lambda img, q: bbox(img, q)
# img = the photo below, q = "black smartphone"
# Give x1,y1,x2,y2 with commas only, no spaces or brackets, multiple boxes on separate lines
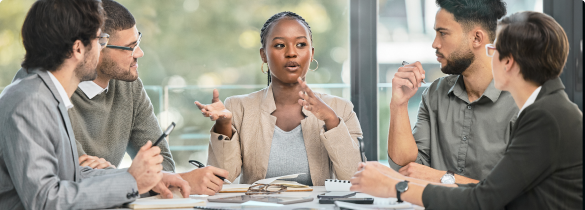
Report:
317,192,356,199
318,197,374,204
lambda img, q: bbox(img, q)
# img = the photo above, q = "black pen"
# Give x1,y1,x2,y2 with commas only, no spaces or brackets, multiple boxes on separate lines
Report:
189,160,232,184
153,122,175,147
357,137,367,162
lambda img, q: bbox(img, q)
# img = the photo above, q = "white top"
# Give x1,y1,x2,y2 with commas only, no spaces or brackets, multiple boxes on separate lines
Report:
47,71,74,109
78,81,109,99
518,86,542,117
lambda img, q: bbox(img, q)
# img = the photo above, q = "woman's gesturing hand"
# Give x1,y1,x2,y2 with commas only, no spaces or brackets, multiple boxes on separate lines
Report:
297,77,340,130
194,89,232,124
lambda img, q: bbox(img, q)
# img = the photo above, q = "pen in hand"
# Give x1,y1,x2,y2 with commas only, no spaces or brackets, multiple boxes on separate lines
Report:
402,61,426,84
189,160,232,184
153,122,176,147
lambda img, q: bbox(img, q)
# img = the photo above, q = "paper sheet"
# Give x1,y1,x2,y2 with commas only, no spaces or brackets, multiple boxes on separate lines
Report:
253,173,305,184
334,200,413,210
241,201,284,207
129,198,206,209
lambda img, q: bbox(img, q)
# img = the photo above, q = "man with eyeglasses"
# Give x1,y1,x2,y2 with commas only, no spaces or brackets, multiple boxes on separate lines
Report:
1,0,190,209
386,0,518,185
17,0,228,196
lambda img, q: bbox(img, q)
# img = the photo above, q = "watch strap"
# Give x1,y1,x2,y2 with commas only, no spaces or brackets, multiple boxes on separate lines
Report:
396,188,403,203
447,170,455,175
395,180,409,203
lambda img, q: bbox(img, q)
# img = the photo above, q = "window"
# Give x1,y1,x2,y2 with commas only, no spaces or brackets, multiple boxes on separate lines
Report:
118,0,351,172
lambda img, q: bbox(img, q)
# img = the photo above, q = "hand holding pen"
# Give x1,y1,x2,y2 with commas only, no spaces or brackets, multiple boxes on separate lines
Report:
189,160,231,184
178,160,230,195
390,61,427,106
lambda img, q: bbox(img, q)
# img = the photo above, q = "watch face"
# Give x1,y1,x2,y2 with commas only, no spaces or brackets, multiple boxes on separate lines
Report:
441,174,455,184
396,181,409,192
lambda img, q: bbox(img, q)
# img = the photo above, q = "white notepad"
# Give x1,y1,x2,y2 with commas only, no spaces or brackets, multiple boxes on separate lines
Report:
325,179,352,191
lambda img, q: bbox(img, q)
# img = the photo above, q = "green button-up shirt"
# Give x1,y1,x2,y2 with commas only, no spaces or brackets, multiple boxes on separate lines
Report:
389,75,518,180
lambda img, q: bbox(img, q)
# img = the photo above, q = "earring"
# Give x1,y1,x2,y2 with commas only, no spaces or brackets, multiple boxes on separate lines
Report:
261,63,267,74
309,59,319,72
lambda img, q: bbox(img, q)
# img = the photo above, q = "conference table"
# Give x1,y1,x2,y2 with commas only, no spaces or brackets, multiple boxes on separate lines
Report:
108,186,424,209
203,186,424,209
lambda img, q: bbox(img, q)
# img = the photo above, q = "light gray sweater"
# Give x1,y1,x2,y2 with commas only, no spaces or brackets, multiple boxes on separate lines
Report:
68,78,175,171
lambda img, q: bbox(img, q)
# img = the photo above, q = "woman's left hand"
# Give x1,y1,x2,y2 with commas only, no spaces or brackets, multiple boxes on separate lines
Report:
297,77,340,130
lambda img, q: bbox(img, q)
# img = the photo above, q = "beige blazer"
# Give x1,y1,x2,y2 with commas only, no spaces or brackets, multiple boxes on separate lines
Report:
207,84,363,185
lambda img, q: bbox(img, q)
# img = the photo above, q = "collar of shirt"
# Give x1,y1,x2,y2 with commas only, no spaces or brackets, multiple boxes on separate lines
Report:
518,86,542,117
47,71,74,109
448,75,502,104
78,81,109,99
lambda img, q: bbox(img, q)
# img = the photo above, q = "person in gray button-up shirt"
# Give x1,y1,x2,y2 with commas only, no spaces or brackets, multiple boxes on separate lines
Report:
387,0,517,184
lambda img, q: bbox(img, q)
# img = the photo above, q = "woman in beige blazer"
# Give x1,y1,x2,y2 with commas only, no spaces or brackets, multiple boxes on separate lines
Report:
195,11,362,186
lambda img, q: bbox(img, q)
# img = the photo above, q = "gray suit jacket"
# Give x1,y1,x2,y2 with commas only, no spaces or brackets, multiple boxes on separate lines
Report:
0,68,140,210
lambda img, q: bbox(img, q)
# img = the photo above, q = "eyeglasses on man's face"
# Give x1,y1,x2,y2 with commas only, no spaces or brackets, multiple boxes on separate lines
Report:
485,43,497,57
106,32,142,56
97,33,110,49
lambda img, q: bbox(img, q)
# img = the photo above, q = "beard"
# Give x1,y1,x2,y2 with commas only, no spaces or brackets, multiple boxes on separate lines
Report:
97,56,139,82
75,50,98,82
438,46,475,75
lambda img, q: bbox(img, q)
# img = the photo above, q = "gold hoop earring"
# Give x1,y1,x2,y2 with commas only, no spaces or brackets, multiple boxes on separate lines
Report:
309,59,319,72
261,63,267,74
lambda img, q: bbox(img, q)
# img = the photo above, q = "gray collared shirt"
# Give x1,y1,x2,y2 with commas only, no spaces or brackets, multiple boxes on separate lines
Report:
389,75,518,180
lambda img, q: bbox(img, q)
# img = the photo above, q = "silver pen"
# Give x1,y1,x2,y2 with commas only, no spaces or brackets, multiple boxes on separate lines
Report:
402,61,426,84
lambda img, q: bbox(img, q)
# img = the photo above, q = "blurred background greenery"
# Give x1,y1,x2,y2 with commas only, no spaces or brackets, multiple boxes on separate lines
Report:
0,0,350,173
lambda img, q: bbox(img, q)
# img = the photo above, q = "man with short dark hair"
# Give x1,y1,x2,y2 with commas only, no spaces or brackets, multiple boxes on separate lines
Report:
386,0,517,184
0,0,189,209
65,0,228,195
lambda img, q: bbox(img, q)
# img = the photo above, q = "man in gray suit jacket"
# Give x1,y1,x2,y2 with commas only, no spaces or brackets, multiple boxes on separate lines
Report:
0,0,189,209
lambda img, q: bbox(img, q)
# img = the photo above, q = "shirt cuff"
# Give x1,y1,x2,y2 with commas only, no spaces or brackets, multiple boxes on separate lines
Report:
387,153,405,170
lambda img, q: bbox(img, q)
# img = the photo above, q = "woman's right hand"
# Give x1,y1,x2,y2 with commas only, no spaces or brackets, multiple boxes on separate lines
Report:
194,89,232,124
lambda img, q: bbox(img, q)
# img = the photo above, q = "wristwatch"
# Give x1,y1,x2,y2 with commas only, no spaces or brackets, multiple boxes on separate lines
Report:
395,180,409,203
440,170,456,184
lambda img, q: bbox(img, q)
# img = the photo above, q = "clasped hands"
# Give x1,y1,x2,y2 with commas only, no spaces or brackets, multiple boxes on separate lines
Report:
350,161,446,198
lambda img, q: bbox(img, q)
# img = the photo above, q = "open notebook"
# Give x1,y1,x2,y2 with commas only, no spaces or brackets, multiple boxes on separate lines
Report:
128,187,206,209
219,173,313,193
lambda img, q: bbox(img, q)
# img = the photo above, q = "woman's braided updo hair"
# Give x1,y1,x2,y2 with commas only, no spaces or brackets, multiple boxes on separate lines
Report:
260,11,313,86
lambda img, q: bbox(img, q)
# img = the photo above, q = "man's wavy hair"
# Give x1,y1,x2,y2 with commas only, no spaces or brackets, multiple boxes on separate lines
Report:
436,0,507,42
21,0,105,71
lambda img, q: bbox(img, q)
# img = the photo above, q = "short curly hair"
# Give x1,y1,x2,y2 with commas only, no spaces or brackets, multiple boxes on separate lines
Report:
496,11,569,85
436,0,507,42
259,11,313,85
21,0,105,71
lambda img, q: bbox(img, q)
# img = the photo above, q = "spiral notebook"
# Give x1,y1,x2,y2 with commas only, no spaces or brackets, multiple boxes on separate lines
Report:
324,179,352,192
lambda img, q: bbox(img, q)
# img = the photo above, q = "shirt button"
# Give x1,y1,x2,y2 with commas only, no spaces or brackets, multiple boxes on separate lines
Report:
218,135,223,140
467,105,472,109
458,168,463,173
463,136,467,140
